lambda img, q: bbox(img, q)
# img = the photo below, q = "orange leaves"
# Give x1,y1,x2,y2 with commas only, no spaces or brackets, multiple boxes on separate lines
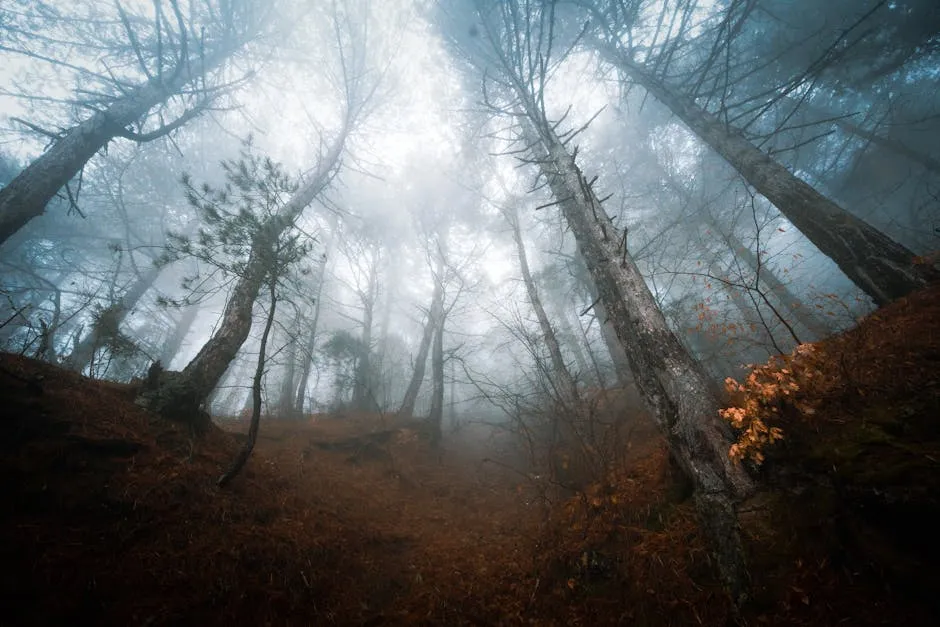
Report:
720,343,823,465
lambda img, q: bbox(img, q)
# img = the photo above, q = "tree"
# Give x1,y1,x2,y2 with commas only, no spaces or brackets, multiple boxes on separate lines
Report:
583,1,934,306
504,202,578,403
215,189,314,486
293,251,330,416
397,269,444,419
144,141,317,427
217,278,278,487
322,330,362,410
0,0,271,245
335,227,384,412
437,0,752,604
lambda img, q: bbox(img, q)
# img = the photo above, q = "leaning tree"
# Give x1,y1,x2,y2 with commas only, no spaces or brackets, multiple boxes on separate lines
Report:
0,0,273,246
436,0,753,605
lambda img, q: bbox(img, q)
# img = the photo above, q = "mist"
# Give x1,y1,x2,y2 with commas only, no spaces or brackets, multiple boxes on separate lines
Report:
1,0,939,623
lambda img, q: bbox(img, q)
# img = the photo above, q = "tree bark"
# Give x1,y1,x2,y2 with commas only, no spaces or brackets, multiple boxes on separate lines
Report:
172,127,348,409
597,47,932,306
522,117,752,605
0,49,233,247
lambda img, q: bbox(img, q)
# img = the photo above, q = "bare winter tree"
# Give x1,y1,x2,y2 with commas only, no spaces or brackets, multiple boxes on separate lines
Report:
436,0,753,605
335,225,384,412
503,201,578,404
397,260,444,420
0,0,274,246
581,0,934,305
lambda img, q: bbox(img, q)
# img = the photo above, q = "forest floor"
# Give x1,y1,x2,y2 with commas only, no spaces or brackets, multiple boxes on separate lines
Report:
1,285,939,626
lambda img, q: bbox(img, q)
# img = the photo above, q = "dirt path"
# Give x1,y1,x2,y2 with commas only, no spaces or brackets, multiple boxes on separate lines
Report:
228,417,545,624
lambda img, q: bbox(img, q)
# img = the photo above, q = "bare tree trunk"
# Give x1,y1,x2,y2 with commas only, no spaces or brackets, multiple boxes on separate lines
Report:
552,301,593,385
428,315,445,447
397,280,443,419
575,310,607,388
507,204,578,401
522,117,752,604
0,49,234,246
571,256,633,386
65,264,161,373
159,303,199,367
293,281,326,416
599,50,931,305
352,248,380,412
218,281,277,488
278,315,300,418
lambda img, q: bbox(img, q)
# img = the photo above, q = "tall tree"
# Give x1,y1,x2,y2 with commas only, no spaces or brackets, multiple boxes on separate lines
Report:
152,0,382,421
584,2,934,305
0,0,270,245
437,0,752,604
144,143,319,425
505,202,578,402
293,252,330,416
398,272,444,419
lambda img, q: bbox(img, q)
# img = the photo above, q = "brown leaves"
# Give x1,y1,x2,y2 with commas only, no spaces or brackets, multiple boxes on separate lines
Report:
720,344,825,464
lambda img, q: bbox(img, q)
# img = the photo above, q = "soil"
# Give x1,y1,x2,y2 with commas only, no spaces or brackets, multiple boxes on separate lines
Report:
1,284,938,626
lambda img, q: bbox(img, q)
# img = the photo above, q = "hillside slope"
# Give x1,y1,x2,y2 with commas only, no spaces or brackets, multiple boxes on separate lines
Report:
0,285,937,625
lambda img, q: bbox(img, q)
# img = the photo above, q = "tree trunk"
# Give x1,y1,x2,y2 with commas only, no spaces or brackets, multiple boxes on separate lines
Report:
218,281,277,488
598,48,932,305
571,256,633,386
575,310,607,387
427,313,445,447
397,279,443,419
507,204,578,402
0,52,231,246
177,240,268,406
293,260,327,416
166,127,348,412
552,300,593,385
159,303,199,367
65,264,161,373
522,116,752,605
352,248,380,412
278,316,299,418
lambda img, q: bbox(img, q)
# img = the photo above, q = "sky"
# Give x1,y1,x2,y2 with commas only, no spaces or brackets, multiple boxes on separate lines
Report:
1,0,933,412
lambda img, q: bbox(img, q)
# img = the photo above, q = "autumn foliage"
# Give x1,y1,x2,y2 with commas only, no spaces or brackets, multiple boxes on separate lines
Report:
720,343,820,463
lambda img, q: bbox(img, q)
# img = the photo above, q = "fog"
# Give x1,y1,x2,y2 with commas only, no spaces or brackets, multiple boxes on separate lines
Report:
1,0,937,427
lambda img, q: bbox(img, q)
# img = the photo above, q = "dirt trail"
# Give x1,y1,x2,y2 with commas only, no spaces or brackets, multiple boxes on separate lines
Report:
227,417,546,623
